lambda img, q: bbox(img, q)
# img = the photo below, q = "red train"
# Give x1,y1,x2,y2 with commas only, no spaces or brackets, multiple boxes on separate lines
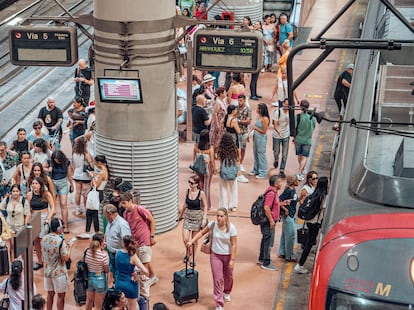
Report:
309,0,414,308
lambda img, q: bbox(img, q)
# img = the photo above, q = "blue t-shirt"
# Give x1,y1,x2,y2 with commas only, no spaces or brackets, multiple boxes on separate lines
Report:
279,187,298,218
279,23,293,46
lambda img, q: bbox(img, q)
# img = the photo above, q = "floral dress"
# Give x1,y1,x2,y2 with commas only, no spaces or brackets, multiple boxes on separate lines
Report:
209,97,227,151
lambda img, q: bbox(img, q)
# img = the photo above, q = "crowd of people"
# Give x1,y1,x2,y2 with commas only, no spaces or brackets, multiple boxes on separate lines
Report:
0,2,342,309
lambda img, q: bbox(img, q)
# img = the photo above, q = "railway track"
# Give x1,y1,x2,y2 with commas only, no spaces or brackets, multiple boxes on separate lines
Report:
0,0,93,143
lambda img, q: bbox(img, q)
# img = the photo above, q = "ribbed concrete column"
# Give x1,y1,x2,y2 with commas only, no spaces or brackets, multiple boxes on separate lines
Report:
93,0,178,233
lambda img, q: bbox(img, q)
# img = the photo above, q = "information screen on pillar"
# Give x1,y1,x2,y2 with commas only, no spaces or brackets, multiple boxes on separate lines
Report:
97,77,143,103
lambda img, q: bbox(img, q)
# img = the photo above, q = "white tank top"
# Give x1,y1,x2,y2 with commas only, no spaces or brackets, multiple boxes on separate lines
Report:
72,153,91,181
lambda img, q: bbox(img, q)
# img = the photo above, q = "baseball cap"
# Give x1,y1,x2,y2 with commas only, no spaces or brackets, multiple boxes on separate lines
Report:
346,63,354,70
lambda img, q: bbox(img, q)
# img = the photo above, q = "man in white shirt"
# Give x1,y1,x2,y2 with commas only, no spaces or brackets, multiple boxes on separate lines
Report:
272,98,290,177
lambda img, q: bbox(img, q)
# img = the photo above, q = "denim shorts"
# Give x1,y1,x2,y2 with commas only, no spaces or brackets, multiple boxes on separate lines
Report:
53,177,69,195
87,272,108,293
295,142,311,157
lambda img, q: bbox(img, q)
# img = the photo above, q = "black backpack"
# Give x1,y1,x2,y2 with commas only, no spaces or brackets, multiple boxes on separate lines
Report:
250,190,276,225
297,193,322,220
72,249,88,306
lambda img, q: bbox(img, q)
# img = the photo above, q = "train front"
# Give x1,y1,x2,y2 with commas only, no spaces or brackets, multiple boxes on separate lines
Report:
309,213,414,309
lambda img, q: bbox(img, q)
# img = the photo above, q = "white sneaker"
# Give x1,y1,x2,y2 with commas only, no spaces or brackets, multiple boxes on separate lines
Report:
248,171,257,176
147,276,159,287
240,165,246,172
237,175,249,183
296,173,304,181
230,206,237,212
303,168,308,175
77,233,91,239
255,175,267,179
223,293,231,302
294,264,308,274
75,207,83,215
215,306,224,310
271,102,279,107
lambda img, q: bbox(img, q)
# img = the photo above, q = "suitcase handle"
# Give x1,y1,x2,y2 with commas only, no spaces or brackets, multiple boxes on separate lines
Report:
185,245,195,277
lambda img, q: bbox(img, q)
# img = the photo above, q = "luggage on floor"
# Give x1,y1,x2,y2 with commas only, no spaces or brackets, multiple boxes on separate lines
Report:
172,246,199,306
0,246,9,276
72,249,88,306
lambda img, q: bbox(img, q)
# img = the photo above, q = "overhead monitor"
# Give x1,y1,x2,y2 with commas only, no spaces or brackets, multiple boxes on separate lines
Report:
97,77,143,104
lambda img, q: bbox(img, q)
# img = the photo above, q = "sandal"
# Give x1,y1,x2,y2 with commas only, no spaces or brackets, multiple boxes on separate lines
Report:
63,226,70,234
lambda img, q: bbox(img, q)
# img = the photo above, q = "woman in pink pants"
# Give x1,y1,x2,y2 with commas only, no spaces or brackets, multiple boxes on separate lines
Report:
187,208,237,310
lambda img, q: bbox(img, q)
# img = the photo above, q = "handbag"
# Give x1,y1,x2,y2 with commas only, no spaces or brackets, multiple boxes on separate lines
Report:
297,223,309,244
86,187,100,211
189,155,207,175
0,279,10,310
200,222,215,254
0,217,11,241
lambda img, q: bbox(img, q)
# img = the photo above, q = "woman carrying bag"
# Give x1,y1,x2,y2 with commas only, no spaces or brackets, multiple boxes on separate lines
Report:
0,184,30,261
187,208,237,310
0,260,34,310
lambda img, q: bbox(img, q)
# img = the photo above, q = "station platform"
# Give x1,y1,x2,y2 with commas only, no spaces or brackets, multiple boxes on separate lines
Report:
0,0,365,308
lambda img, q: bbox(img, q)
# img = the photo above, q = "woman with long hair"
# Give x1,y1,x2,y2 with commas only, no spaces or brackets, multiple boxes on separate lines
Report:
209,87,227,156
298,170,319,203
223,105,241,148
262,15,276,72
11,151,32,198
71,136,93,215
81,155,109,237
28,162,55,200
187,208,237,310
115,236,148,310
85,233,109,310
193,129,215,209
50,150,74,233
0,260,29,310
217,133,240,212
27,176,56,270
178,175,208,262
295,176,328,274
248,103,270,179
0,184,30,260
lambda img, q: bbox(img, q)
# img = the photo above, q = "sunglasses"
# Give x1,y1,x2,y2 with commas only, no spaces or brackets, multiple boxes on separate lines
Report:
311,177,319,180
188,181,196,185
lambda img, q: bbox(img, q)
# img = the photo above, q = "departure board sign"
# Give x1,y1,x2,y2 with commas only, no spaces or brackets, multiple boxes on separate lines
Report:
194,29,263,73
9,26,78,66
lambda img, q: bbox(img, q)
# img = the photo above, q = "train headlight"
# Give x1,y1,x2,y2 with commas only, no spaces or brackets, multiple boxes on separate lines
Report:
410,257,414,286
347,254,359,271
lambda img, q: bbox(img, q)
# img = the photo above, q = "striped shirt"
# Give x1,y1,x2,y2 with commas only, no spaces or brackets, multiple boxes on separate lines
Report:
85,249,109,273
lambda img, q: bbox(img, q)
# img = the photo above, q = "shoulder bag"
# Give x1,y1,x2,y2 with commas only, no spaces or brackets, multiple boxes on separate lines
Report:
0,279,10,310
86,187,100,211
189,154,207,175
200,222,215,254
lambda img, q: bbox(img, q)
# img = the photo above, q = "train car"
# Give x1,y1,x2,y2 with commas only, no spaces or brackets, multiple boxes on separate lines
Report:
309,0,414,309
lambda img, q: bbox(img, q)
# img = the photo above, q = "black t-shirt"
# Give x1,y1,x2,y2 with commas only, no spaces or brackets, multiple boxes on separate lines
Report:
334,70,352,100
12,139,30,155
192,105,209,134
38,107,63,133
74,67,92,96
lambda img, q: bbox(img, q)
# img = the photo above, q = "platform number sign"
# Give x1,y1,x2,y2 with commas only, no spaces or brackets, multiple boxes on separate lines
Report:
194,29,263,73
9,26,78,66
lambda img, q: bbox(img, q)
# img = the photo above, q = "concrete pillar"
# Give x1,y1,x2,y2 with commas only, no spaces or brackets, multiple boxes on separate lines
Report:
93,0,178,233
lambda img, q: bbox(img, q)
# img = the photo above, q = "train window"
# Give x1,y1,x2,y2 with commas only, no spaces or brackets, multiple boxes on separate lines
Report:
327,290,412,310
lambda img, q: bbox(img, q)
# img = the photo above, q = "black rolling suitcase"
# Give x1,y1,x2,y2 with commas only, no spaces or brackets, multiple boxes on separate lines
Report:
0,246,9,276
172,247,199,306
